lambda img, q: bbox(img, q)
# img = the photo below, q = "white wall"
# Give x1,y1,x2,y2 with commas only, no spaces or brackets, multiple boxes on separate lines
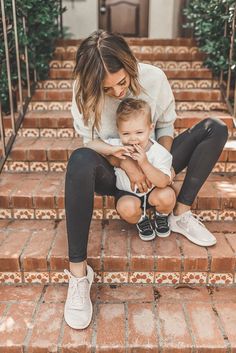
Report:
149,0,181,38
62,0,181,39
62,0,98,38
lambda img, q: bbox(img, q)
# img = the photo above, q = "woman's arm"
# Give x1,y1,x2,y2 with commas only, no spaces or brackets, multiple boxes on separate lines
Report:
86,139,133,160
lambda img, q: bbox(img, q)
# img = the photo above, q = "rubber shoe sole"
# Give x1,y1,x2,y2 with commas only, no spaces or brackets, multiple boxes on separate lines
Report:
155,228,171,238
170,223,216,247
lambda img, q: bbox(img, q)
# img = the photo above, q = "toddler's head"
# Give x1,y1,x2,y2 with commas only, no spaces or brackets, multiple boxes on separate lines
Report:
116,98,154,148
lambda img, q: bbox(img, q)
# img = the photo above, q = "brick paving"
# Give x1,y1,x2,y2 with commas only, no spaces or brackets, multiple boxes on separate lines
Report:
0,284,236,352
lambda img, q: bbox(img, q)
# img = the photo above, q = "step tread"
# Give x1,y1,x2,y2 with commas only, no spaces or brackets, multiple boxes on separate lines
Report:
0,219,236,276
6,136,236,163
0,172,235,211
2,284,235,352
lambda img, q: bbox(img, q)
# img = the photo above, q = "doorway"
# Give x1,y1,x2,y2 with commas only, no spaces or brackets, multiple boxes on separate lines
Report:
98,0,149,37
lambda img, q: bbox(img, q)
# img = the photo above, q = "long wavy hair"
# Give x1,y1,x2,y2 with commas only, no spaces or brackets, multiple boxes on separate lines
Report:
73,30,142,132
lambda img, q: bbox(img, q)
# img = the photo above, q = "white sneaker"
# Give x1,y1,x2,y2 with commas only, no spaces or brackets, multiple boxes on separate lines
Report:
169,211,216,247
64,265,94,329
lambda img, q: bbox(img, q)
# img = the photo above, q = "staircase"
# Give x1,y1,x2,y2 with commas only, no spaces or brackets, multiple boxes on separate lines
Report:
0,38,236,352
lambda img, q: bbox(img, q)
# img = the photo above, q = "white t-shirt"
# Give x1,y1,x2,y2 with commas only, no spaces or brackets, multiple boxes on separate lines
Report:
105,138,172,196
71,63,176,143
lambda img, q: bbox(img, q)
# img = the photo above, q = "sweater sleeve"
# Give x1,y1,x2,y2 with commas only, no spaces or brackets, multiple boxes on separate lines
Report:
154,71,177,140
71,81,99,143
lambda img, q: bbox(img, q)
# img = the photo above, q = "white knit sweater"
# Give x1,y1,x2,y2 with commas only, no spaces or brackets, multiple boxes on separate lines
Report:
71,63,177,143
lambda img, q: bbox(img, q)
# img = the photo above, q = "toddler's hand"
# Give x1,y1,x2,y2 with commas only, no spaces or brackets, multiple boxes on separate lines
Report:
111,145,134,160
131,144,148,165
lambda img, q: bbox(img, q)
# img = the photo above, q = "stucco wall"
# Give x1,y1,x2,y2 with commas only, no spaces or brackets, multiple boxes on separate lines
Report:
62,0,182,38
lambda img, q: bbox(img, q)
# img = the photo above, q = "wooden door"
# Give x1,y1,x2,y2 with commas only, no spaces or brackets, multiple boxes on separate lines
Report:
98,0,149,37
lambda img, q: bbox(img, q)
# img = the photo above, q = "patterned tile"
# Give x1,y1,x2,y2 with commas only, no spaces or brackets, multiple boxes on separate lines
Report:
0,209,12,219
105,209,121,220
103,272,128,284
129,272,154,284
24,272,50,284
40,129,57,138
92,209,103,220
21,128,39,137
212,163,225,173
58,209,65,219
218,210,236,221
181,272,207,284
6,161,29,172
195,210,218,221
13,209,35,219
208,273,233,285
226,163,236,172
50,162,66,172
30,162,49,172
51,272,69,284
57,129,74,138
35,209,58,220
155,272,180,285
94,271,103,284
0,272,22,284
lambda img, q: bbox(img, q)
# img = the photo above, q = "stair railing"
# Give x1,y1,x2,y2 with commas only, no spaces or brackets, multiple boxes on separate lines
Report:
220,2,236,126
0,0,34,173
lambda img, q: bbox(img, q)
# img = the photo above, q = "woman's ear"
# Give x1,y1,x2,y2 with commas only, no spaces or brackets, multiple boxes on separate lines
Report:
150,123,155,131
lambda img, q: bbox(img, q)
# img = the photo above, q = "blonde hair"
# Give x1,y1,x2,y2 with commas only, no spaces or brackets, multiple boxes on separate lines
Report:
116,98,152,127
73,30,142,133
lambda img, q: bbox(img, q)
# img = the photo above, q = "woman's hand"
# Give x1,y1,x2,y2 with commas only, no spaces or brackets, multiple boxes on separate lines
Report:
120,157,152,193
131,144,148,165
110,145,134,160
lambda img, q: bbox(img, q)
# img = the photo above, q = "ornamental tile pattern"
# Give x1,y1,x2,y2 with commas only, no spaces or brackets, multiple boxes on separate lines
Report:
181,272,208,284
208,273,234,285
155,272,180,285
129,272,154,284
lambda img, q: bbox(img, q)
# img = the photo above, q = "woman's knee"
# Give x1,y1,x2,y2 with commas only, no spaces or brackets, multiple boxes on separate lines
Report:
149,187,176,208
203,117,228,142
67,147,99,174
116,197,141,218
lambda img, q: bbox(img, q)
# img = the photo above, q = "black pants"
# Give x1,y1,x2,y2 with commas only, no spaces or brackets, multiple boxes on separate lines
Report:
65,118,228,262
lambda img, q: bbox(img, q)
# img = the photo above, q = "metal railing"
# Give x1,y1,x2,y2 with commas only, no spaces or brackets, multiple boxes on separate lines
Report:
220,2,236,125
0,0,34,173
0,0,64,173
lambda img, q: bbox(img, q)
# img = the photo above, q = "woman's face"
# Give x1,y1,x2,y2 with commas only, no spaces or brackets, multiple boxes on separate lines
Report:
103,69,130,99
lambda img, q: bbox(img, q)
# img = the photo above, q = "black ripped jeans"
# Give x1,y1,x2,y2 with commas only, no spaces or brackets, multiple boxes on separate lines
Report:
65,118,228,262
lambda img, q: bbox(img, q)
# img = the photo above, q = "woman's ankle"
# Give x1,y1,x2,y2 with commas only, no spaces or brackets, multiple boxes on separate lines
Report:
70,260,87,278
173,202,190,216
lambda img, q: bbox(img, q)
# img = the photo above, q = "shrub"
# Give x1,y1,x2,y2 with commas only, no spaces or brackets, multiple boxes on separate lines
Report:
0,0,65,113
184,0,236,76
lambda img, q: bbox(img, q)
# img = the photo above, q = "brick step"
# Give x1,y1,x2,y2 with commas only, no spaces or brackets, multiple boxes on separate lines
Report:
55,44,200,55
2,284,236,352
55,38,197,46
49,67,213,79
53,50,205,61
26,100,227,112
49,59,204,70
0,172,235,220
30,88,223,102
36,78,220,90
3,137,236,174
0,219,236,285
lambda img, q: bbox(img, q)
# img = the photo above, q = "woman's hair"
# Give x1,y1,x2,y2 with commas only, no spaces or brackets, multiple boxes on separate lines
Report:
116,98,151,127
73,30,142,132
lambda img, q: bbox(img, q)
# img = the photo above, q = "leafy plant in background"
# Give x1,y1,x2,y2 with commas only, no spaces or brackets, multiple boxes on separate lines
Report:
183,0,236,76
0,0,66,114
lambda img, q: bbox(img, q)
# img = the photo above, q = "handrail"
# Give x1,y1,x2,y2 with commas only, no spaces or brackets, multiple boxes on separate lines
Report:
220,2,236,127
0,0,34,173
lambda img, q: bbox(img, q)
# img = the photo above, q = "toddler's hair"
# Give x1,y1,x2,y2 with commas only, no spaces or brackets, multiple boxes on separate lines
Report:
116,98,151,127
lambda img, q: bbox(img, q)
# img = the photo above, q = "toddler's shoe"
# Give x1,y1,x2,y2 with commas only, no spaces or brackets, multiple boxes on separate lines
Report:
136,215,155,241
154,212,171,237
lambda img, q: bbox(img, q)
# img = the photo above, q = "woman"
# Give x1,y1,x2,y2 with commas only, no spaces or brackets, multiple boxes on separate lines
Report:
64,30,228,330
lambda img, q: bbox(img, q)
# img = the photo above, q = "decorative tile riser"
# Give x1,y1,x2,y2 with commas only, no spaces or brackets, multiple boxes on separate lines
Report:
49,60,204,70
0,209,235,221
26,101,228,111
54,45,201,56
0,271,235,285
35,79,220,90
3,161,236,174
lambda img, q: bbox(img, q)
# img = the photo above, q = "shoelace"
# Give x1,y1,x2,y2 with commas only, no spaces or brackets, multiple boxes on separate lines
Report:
155,215,168,229
64,269,88,307
180,211,205,228
139,217,152,232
